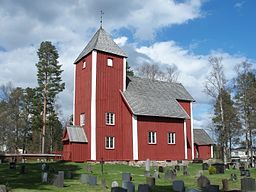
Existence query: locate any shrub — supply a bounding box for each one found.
[208,166,216,175]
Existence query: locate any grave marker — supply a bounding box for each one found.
[111,187,127,192]
[52,171,64,188]
[197,175,210,188]
[172,180,185,192]
[145,159,150,172]
[122,173,131,182]
[241,177,256,192]
[112,181,119,188]
[138,184,150,192]
[159,166,164,173]
[146,177,155,188]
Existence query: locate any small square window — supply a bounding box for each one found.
[80,113,85,126]
[168,132,175,144]
[107,58,113,67]
[82,61,86,69]
[105,112,115,125]
[105,136,115,149]
[148,132,156,144]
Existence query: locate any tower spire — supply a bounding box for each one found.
[100,10,104,28]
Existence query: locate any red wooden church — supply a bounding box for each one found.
[63,27,196,162]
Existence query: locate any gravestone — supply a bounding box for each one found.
[111,187,127,192]
[53,171,64,188]
[0,159,2,164]
[159,166,164,173]
[146,177,155,188]
[0,185,7,192]
[138,184,150,192]
[88,175,97,185]
[240,169,246,177]
[122,172,131,182]
[203,185,220,192]
[65,171,73,179]
[42,172,48,183]
[245,170,250,177]
[222,179,228,191]
[213,163,225,174]
[9,162,16,169]
[153,170,159,179]
[165,169,176,180]
[197,175,210,188]
[241,177,256,192]
[112,181,119,188]
[80,174,89,184]
[145,159,150,172]
[202,163,209,170]
[172,180,185,192]
[122,181,135,192]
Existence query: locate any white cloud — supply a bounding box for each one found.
[114,36,128,46]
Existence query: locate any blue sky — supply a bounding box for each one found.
[0,0,255,128]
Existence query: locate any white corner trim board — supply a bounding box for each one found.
[91,50,97,160]
[123,58,126,92]
[132,115,138,160]
[184,120,188,160]
[190,102,194,160]
[73,64,76,125]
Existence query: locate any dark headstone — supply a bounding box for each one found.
[241,177,256,192]
[146,177,155,188]
[202,185,219,192]
[240,169,246,177]
[159,166,164,173]
[222,179,228,191]
[0,185,7,192]
[197,175,210,188]
[173,180,185,192]
[122,181,135,192]
[212,163,225,174]
[65,171,73,179]
[245,170,250,177]
[138,184,150,192]
[122,172,131,182]
[202,163,209,170]
[239,166,245,171]
[111,187,127,192]
[9,162,16,169]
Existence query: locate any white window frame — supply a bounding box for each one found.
[105,112,115,125]
[107,58,113,67]
[105,136,115,149]
[168,132,176,144]
[148,131,156,144]
[80,113,85,126]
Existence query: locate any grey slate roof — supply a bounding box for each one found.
[74,27,127,63]
[122,76,194,119]
[66,126,88,143]
[194,129,214,145]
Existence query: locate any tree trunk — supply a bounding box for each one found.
[42,85,47,154]
[219,96,227,164]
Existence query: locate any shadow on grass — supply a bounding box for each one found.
[0,161,82,191]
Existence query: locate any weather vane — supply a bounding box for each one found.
[100,10,104,28]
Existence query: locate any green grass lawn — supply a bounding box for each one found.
[0,161,254,191]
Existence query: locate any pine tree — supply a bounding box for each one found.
[36,41,65,154]
[126,62,134,77]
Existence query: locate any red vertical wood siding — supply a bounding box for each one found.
[137,116,185,160]
[71,143,87,162]
[194,144,212,160]
[74,54,92,161]
[95,52,125,160]
[121,98,133,160]
[178,100,192,160]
